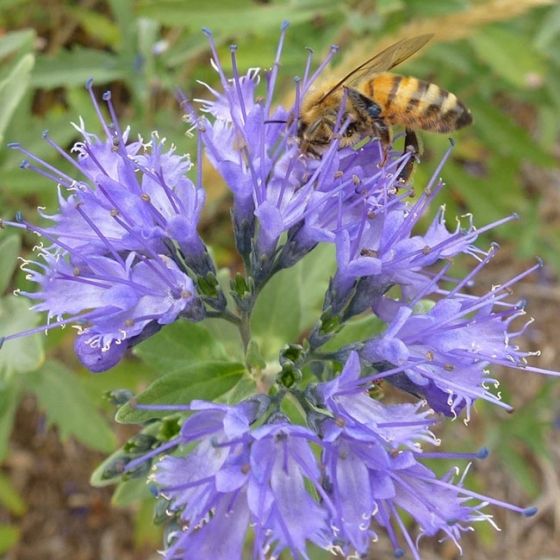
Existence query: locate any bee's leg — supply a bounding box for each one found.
[375,121,392,166]
[397,128,420,184]
[299,118,330,157]
[345,87,393,165]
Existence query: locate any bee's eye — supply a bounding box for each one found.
[368,103,381,118]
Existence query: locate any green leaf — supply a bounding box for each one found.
[251,243,337,359]
[0,524,19,554]
[470,26,546,89]
[534,4,560,53]
[252,266,302,360]
[112,477,152,507]
[0,295,43,376]
[298,244,336,331]
[134,496,162,546]
[0,53,34,144]
[27,361,116,452]
[137,0,338,33]
[90,419,165,487]
[0,29,35,60]
[280,393,306,425]
[133,321,228,372]
[321,315,384,353]
[66,8,121,47]
[252,244,336,359]
[116,361,245,423]
[0,472,26,515]
[0,235,21,294]
[0,377,21,460]
[32,48,122,88]
[203,318,244,361]
[225,376,258,405]
[108,0,136,53]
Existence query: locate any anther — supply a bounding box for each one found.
[522,506,538,518]
[476,447,490,459]
[360,248,378,258]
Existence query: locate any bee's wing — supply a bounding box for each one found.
[318,34,433,103]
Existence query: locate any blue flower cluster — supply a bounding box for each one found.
[130,355,519,559]
[6,23,554,560]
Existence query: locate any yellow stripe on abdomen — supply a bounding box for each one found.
[360,74,467,131]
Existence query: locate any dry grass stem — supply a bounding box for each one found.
[319,0,555,86]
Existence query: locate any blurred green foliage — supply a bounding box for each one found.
[0,0,558,556]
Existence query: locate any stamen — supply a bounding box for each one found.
[448,243,499,296]
[10,142,76,187]
[74,203,125,266]
[264,21,289,116]
[390,502,420,560]
[416,474,535,515]
[229,45,248,124]
[416,448,489,460]
[125,438,181,471]
[302,47,313,90]
[85,79,112,138]
[303,44,339,94]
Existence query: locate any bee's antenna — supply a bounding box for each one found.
[264,119,288,125]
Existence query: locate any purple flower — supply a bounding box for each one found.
[187,25,415,284]
[311,352,536,558]
[360,254,543,417]
[132,399,334,560]
[326,152,519,319]
[5,82,213,369]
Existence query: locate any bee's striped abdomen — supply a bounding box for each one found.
[363,73,472,132]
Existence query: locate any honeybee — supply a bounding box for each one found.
[299,34,472,181]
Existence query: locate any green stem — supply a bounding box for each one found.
[205,309,241,325]
[239,310,251,354]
